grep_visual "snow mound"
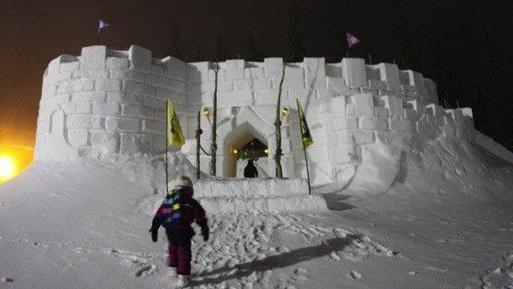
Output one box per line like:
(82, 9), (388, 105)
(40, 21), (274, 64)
(0, 160), (389, 289)
(346, 139), (403, 197)
(473, 131), (513, 164)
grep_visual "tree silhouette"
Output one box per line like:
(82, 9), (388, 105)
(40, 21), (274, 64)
(392, 2), (420, 70)
(166, 21), (183, 59)
(286, 0), (305, 62)
(213, 36), (228, 62)
(246, 35), (259, 61)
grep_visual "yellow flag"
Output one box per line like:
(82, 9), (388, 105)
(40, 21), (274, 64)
(167, 100), (185, 147)
(296, 99), (313, 149)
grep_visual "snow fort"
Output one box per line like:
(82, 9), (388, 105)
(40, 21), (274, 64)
(35, 45), (475, 188)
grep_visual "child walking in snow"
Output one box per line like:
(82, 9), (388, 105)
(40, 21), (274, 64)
(150, 175), (209, 287)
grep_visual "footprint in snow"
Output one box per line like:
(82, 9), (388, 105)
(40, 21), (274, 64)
(293, 268), (308, 281)
(1, 277), (14, 283)
(135, 264), (156, 277)
(348, 271), (362, 279)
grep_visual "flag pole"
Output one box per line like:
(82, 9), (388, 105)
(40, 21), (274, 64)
(195, 110), (202, 180)
(165, 101), (169, 194)
(302, 136), (312, 195)
(296, 99), (312, 195)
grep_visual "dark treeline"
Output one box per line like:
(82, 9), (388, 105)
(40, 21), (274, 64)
(164, 0), (512, 150)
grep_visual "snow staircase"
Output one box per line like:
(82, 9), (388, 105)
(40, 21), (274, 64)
(193, 178), (327, 213)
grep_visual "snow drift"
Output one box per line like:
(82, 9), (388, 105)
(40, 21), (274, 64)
(1, 129), (513, 288)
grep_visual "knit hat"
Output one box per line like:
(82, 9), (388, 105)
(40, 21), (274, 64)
(175, 175), (193, 188)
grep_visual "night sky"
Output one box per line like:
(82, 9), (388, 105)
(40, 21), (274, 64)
(0, 0), (510, 147)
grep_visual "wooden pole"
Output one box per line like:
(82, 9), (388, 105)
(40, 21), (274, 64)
(210, 64), (219, 176)
(196, 110), (202, 179)
(274, 63), (285, 178)
(302, 138), (312, 195)
(165, 102), (169, 194)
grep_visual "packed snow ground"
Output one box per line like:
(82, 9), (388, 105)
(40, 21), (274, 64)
(1, 134), (513, 289)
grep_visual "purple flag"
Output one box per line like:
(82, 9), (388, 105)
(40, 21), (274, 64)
(346, 32), (360, 48)
(98, 19), (110, 34)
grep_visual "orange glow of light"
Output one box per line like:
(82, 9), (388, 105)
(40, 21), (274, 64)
(0, 156), (16, 181)
(0, 145), (34, 183)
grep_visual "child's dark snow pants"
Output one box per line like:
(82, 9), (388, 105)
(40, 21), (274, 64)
(166, 228), (193, 275)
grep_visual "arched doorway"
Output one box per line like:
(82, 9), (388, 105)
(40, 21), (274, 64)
(222, 122), (269, 178)
(235, 138), (269, 178)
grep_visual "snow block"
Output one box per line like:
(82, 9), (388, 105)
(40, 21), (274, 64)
(304, 58), (326, 89)
(93, 103), (120, 115)
(378, 63), (401, 92)
(80, 46), (107, 69)
(264, 58), (284, 77)
(107, 57), (129, 69)
(351, 93), (374, 116)
(369, 79), (387, 91)
(245, 67), (265, 79)
(390, 119), (413, 132)
(424, 79), (438, 104)
(382, 95), (404, 119)
(327, 77), (346, 91)
(226, 67), (245, 80)
(359, 117), (388, 130)
(61, 102), (92, 114)
(91, 131), (119, 153)
(142, 119), (165, 133)
(105, 117), (140, 132)
(60, 61), (80, 73)
(342, 58), (367, 87)
(73, 91), (106, 102)
(67, 115), (103, 129)
(337, 130), (375, 145)
(57, 79), (95, 94)
(329, 117), (357, 131)
(67, 130), (89, 147)
(406, 70), (425, 88)
(198, 195), (327, 213)
(187, 62), (210, 83)
(48, 55), (78, 76)
(128, 45), (152, 72)
(192, 178), (327, 212)
(194, 178), (308, 198)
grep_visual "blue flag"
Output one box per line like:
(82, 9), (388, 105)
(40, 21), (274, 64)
(98, 19), (109, 34)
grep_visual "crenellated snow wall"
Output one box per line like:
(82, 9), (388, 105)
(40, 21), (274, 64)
(35, 45), (475, 186)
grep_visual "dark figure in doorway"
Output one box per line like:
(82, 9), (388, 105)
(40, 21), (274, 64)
(244, 159), (258, 178)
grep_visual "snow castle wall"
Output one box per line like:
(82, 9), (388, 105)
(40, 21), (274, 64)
(35, 45), (475, 187)
(35, 45), (187, 160)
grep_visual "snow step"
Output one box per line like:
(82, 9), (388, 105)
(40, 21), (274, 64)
(197, 195), (327, 213)
(193, 178), (309, 198)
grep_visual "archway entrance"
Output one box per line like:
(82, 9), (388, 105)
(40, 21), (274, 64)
(234, 138), (268, 178)
(222, 122), (270, 178)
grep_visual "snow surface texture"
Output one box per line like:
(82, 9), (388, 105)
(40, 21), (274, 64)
(2, 130), (513, 288)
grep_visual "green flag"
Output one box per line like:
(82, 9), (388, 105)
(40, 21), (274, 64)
(296, 99), (313, 149)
